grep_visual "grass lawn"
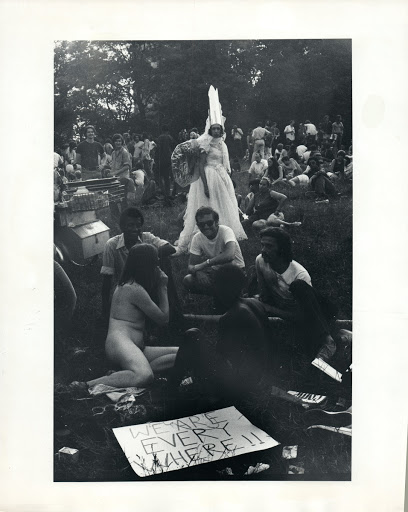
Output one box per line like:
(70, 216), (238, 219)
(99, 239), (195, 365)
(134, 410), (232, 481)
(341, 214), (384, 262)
(54, 161), (352, 481)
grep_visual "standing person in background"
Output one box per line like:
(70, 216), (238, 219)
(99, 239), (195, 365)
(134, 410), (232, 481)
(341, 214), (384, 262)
(270, 122), (281, 152)
(141, 132), (153, 178)
(75, 125), (105, 180)
(297, 123), (306, 145)
(190, 127), (199, 139)
(126, 133), (136, 158)
(178, 128), (188, 142)
(304, 120), (318, 146)
(322, 115), (332, 137)
(63, 140), (76, 167)
(317, 124), (326, 148)
(264, 121), (273, 159)
(284, 120), (296, 144)
(251, 121), (271, 162)
(103, 138), (113, 156)
(332, 115), (344, 150)
(231, 125), (244, 159)
(133, 134), (144, 167)
(108, 133), (135, 204)
(155, 125), (176, 205)
(246, 129), (254, 161)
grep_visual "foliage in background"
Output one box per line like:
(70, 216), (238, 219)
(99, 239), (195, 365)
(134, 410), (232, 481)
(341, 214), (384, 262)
(54, 40), (352, 148)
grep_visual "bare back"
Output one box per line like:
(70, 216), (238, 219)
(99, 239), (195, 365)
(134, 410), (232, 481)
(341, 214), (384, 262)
(107, 283), (146, 348)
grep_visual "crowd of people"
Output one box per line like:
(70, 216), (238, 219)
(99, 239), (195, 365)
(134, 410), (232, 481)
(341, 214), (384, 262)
(55, 100), (351, 405)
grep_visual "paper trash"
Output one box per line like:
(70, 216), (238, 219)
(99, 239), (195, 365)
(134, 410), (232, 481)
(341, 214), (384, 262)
(282, 445), (298, 460)
(113, 406), (279, 477)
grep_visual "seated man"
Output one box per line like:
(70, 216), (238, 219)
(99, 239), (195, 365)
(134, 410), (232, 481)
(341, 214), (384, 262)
(183, 207), (245, 297)
(101, 207), (182, 326)
(255, 227), (337, 362)
(248, 152), (268, 180)
(172, 264), (273, 398)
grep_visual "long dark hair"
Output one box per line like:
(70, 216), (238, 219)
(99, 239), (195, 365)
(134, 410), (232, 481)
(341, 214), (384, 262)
(118, 244), (160, 300)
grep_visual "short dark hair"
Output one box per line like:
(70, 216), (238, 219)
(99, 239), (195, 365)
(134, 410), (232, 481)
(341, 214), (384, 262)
(85, 125), (96, 134)
(119, 207), (144, 230)
(112, 133), (124, 144)
(308, 156), (321, 166)
(259, 227), (293, 262)
(195, 206), (219, 223)
(162, 124), (169, 132)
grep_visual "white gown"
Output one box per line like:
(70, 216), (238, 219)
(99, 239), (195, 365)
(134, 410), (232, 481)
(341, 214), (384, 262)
(176, 138), (247, 253)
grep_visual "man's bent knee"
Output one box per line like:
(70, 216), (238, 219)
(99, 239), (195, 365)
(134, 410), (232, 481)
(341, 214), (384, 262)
(183, 274), (194, 290)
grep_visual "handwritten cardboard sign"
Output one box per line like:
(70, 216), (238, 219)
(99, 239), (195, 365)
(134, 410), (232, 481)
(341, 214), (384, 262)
(113, 406), (280, 477)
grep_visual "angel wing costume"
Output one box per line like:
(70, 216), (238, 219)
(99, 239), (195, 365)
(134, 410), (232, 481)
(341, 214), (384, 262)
(173, 86), (247, 253)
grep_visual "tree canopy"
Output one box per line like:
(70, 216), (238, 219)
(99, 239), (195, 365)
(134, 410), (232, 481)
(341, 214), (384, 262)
(54, 39), (352, 147)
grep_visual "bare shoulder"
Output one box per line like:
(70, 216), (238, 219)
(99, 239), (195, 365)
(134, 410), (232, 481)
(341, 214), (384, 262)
(116, 282), (148, 300)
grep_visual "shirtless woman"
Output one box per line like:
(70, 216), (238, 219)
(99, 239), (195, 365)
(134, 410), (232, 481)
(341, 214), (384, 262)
(83, 244), (179, 389)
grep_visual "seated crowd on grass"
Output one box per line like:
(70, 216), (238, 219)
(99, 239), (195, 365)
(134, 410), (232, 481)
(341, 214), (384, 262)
(55, 115), (351, 400)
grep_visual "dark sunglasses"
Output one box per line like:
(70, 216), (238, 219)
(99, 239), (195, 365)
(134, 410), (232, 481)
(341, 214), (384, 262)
(197, 220), (215, 229)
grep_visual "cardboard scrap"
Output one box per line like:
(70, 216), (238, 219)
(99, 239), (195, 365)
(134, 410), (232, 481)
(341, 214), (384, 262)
(311, 358), (343, 382)
(282, 445), (298, 460)
(113, 406), (280, 477)
(58, 447), (79, 463)
(244, 463), (270, 475)
(288, 464), (305, 475)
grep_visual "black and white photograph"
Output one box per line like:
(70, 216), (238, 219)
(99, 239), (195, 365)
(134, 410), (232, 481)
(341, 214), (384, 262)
(1, 1), (407, 510)
(53, 39), (353, 481)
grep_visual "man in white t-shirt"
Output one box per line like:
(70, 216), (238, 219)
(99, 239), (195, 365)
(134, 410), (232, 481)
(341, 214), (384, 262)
(248, 152), (268, 180)
(251, 122), (271, 161)
(304, 120), (318, 145)
(284, 120), (296, 143)
(255, 227), (337, 361)
(183, 206), (245, 296)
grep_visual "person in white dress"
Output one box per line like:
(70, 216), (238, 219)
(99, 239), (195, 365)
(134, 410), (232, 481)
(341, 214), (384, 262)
(174, 87), (247, 253)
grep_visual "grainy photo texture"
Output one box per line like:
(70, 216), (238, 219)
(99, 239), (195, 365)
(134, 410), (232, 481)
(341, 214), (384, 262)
(54, 40), (352, 481)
